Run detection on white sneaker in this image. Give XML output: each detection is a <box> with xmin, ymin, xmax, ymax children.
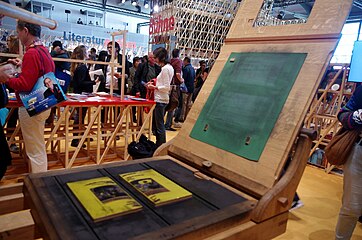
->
<box><xmin>290</xmin><ymin>200</ymin><xmax>304</xmax><ymax>211</ymax></box>
<box><xmin>173</xmin><ymin>122</ymin><xmax>183</xmax><ymax>128</ymax></box>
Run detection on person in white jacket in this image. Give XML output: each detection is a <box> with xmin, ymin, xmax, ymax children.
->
<box><xmin>146</xmin><ymin>47</ymin><xmax>173</xmax><ymax>147</ymax></box>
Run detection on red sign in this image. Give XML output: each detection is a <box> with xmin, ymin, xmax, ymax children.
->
<box><xmin>149</xmin><ymin>15</ymin><xmax>175</xmax><ymax>35</ymax></box>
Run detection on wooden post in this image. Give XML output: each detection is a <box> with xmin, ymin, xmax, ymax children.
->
<box><xmin>110</xmin><ymin>35</ymin><xmax>115</xmax><ymax>97</ymax></box>
<box><xmin>110</xmin><ymin>30</ymin><xmax>128</xmax><ymax>100</ymax></box>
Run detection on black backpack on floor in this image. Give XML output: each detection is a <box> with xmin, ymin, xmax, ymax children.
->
<box><xmin>128</xmin><ymin>134</ymin><xmax>157</xmax><ymax>159</ymax></box>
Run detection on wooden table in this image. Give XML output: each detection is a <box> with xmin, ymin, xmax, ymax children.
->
<box><xmin>5</xmin><ymin>95</ymin><xmax>156</xmax><ymax>168</ymax></box>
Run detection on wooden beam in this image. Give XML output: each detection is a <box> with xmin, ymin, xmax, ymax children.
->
<box><xmin>0</xmin><ymin>193</ymin><xmax>24</xmax><ymax>215</ymax></box>
<box><xmin>203</xmin><ymin>212</ymin><xmax>289</xmax><ymax>240</ymax></box>
<box><xmin>0</xmin><ymin>183</ymin><xmax>23</xmax><ymax>197</ymax></box>
<box><xmin>0</xmin><ymin>210</ymin><xmax>34</xmax><ymax>240</ymax></box>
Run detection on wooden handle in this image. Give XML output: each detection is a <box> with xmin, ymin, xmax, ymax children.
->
<box><xmin>300</xmin><ymin>128</ymin><xmax>317</xmax><ymax>140</ymax></box>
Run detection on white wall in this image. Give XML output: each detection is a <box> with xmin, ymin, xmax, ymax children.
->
<box><xmin>8</xmin><ymin>0</ymin><xmax>149</xmax><ymax>34</ymax></box>
<box><xmin>3</xmin><ymin>0</ymin><xmax>150</xmax><ymax>56</ymax></box>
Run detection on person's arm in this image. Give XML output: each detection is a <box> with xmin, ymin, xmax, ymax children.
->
<box><xmin>7</xmin><ymin>50</ymin><xmax>40</xmax><ymax>92</ymax></box>
<box><xmin>80</xmin><ymin>66</ymin><xmax>95</xmax><ymax>87</ymax></box>
<box><xmin>0</xmin><ymin>64</ymin><xmax>14</xmax><ymax>83</ymax></box>
<box><xmin>175</xmin><ymin>60</ymin><xmax>183</xmax><ymax>83</ymax></box>
<box><xmin>338</xmin><ymin>86</ymin><xmax>362</xmax><ymax>130</ymax></box>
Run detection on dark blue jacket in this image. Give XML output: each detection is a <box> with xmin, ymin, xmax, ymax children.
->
<box><xmin>182</xmin><ymin>63</ymin><xmax>195</xmax><ymax>94</ymax></box>
<box><xmin>338</xmin><ymin>85</ymin><xmax>362</xmax><ymax>130</ymax></box>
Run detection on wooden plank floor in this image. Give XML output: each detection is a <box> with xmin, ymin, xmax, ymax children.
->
<box><xmin>276</xmin><ymin>166</ymin><xmax>362</xmax><ymax>240</ymax></box>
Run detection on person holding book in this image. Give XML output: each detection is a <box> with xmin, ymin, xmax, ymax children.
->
<box><xmin>0</xmin><ymin>20</ymin><xmax>54</xmax><ymax>173</ymax></box>
<box><xmin>105</xmin><ymin>41</ymin><xmax>131</xmax><ymax>94</ymax></box>
<box><xmin>70</xmin><ymin>45</ymin><xmax>95</xmax><ymax>148</ymax></box>
<box><xmin>145</xmin><ymin>47</ymin><xmax>173</xmax><ymax>147</ymax></box>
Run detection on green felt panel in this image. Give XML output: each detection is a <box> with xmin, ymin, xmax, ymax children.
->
<box><xmin>190</xmin><ymin>52</ymin><xmax>307</xmax><ymax>161</ymax></box>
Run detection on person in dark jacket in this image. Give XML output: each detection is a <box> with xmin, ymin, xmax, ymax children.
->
<box><xmin>180</xmin><ymin>56</ymin><xmax>195</xmax><ymax>121</ymax></box>
<box><xmin>132</xmin><ymin>52</ymin><xmax>161</xmax><ymax>98</ymax></box>
<box><xmin>335</xmin><ymin>85</ymin><xmax>362</xmax><ymax>239</ymax></box>
<box><xmin>0</xmin><ymin>67</ymin><xmax>12</xmax><ymax>180</ymax></box>
<box><xmin>70</xmin><ymin>45</ymin><xmax>95</xmax><ymax>147</ymax></box>
<box><xmin>94</xmin><ymin>50</ymin><xmax>108</xmax><ymax>92</ymax></box>
<box><xmin>0</xmin><ymin>0</ymin><xmax>12</xmax><ymax>179</ymax></box>
<box><xmin>193</xmin><ymin>60</ymin><xmax>209</xmax><ymax>102</ymax></box>
<box><xmin>50</xmin><ymin>40</ymin><xmax>70</xmax><ymax>72</ymax></box>
<box><xmin>105</xmin><ymin>41</ymin><xmax>131</xmax><ymax>95</ymax></box>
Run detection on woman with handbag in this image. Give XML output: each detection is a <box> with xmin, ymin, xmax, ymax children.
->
<box><xmin>335</xmin><ymin>85</ymin><xmax>362</xmax><ymax>240</ymax></box>
<box><xmin>145</xmin><ymin>47</ymin><xmax>173</xmax><ymax>148</ymax></box>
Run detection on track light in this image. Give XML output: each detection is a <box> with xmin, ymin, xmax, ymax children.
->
<box><xmin>131</xmin><ymin>0</ymin><xmax>137</xmax><ymax>6</ymax></box>
<box><xmin>154</xmin><ymin>4</ymin><xmax>159</xmax><ymax>12</ymax></box>
<box><xmin>144</xmin><ymin>0</ymin><xmax>149</xmax><ymax>8</ymax></box>
<box><xmin>121</xmin><ymin>0</ymin><xmax>126</xmax><ymax>3</ymax></box>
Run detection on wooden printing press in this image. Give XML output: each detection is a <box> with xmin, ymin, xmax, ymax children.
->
<box><xmin>20</xmin><ymin>0</ymin><xmax>353</xmax><ymax>239</ymax></box>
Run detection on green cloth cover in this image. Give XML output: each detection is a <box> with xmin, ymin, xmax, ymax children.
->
<box><xmin>190</xmin><ymin>52</ymin><xmax>307</xmax><ymax>161</ymax></box>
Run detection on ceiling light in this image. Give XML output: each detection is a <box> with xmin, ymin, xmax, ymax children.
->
<box><xmin>144</xmin><ymin>0</ymin><xmax>149</xmax><ymax>8</ymax></box>
<box><xmin>154</xmin><ymin>4</ymin><xmax>159</xmax><ymax>12</ymax></box>
<box><xmin>131</xmin><ymin>0</ymin><xmax>137</xmax><ymax>6</ymax></box>
<box><xmin>121</xmin><ymin>0</ymin><xmax>126</xmax><ymax>3</ymax></box>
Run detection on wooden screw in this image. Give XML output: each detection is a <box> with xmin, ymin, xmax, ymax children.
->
<box><xmin>202</xmin><ymin>161</ymin><xmax>212</xmax><ymax>168</ymax></box>
<box><xmin>278</xmin><ymin>197</ymin><xmax>289</xmax><ymax>208</ymax></box>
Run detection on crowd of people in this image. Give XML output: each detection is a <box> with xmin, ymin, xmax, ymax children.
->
<box><xmin>0</xmin><ymin>20</ymin><xmax>210</xmax><ymax>179</ymax></box>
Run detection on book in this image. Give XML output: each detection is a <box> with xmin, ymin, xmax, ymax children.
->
<box><xmin>67</xmin><ymin>176</ymin><xmax>142</xmax><ymax>222</ymax></box>
<box><xmin>120</xmin><ymin>169</ymin><xmax>192</xmax><ymax>206</ymax></box>
<box><xmin>19</xmin><ymin>72</ymin><xmax>67</xmax><ymax>117</ymax></box>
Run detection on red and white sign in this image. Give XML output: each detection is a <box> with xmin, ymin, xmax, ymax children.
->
<box><xmin>149</xmin><ymin>15</ymin><xmax>175</xmax><ymax>35</ymax></box>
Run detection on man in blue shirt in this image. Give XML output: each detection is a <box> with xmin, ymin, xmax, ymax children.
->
<box><xmin>180</xmin><ymin>57</ymin><xmax>195</xmax><ymax>121</ymax></box>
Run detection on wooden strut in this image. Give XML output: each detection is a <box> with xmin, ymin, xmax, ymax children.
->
<box><xmin>251</xmin><ymin>129</ymin><xmax>315</xmax><ymax>223</ymax></box>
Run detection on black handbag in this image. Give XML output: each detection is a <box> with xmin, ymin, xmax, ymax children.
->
<box><xmin>165</xmin><ymin>85</ymin><xmax>180</xmax><ymax>112</ymax></box>
<box><xmin>0</xmin><ymin>83</ymin><xmax>8</xmax><ymax>109</ymax></box>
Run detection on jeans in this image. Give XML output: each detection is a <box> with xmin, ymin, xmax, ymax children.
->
<box><xmin>19</xmin><ymin>107</ymin><xmax>50</xmax><ymax>173</ymax></box>
<box><xmin>152</xmin><ymin>102</ymin><xmax>167</xmax><ymax>147</ymax></box>
<box><xmin>335</xmin><ymin>144</ymin><xmax>362</xmax><ymax>240</ymax></box>
<box><xmin>165</xmin><ymin>110</ymin><xmax>174</xmax><ymax>129</ymax></box>
<box><xmin>174</xmin><ymin>93</ymin><xmax>183</xmax><ymax>122</ymax></box>
<box><xmin>180</xmin><ymin>92</ymin><xmax>193</xmax><ymax>121</ymax></box>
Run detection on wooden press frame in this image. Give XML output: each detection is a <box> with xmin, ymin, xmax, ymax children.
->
<box><xmin>169</xmin><ymin>0</ymin><xmax>353</xmax><ymax>198</ymax></box>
